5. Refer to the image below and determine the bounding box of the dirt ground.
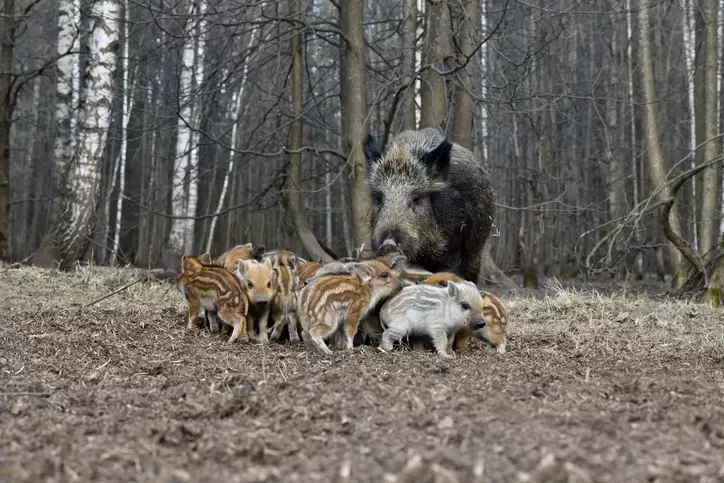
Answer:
[2,265,724,483]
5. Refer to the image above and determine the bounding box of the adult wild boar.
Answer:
[363,128,494,283]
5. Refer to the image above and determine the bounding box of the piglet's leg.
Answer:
[343,309,363,350]
[308,325,333,355]
[431,331,454,359]
[287,312,301,343]
[207,310,220,334]
[257,309,270,344]
[186,297,200,333]
[379,325,407,352]
[269,308,286,342]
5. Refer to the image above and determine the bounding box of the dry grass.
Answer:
[2,265,724,482]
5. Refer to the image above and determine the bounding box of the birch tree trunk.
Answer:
[450,0,478,148]
[109,0,131,266]
[35,0,120,268]
[479,0,488,163]
[419,0,452,132]
[0,0,15,258]
[340,0,373,250]
[636,0,689,289]
[55,0,81,178]
[694,0,720,260]
[166,0,206,260]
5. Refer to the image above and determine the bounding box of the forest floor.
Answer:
[2,265,724,483]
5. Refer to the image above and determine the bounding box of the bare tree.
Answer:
[340,0,373,250]
[636,0,690,289]
[283,0,333,262]
[166,0,207,261]
[35,0,121,268]
[419,0,452,132]
[398,0,417,131]
[450,0,478,147]
[694,0,720,261]
[0,0,15,258]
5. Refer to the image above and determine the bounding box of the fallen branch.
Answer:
[84,279,143,308]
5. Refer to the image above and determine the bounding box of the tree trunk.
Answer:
[399,0,417,131]
[340,0,373,250]
[451,0,478,148]
[694,0,720,260]
[35,0,120,269]
[636,0,689,288]
[206,28,259,254]
[166,0,206,262]
[0,0,15,259]
[109,0,131,266]
[683,0,699,249]
[419,0,452,132]
[283,0,333,263]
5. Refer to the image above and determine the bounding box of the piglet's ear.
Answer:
[353,263,374,284]
[447,281,459,299]
[420,139,452,180]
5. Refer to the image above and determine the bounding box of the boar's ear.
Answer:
[363,135,382,167]
[420,139,453,180]
[239,242,253,249]
[251,245,266,261]
[198,252,212,265]
[352,263,374,284]
[447,281,460,299]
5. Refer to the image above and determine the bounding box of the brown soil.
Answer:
[2,266,724,482]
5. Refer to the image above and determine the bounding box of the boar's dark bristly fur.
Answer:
[363,127,494,283]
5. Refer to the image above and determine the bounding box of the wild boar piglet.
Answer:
[378,281,485,358]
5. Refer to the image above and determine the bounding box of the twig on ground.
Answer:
[84,279,143,307]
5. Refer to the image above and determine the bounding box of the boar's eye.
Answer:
[267,281,272,288]
[380,272,390,279]
[247,281,254,289]
[410,193,424,208]
[461,302,471,311]
[372,191,384,207]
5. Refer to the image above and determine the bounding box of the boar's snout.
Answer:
[471,316,486,330]
[255,300,269,307]
[372,229,417,259]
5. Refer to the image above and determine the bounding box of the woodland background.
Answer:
[1,0,724,299]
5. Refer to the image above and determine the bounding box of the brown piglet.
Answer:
[298,255,406,355]
[234,259,278,344]
[265,250,303,343]
[176,256,250,344]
